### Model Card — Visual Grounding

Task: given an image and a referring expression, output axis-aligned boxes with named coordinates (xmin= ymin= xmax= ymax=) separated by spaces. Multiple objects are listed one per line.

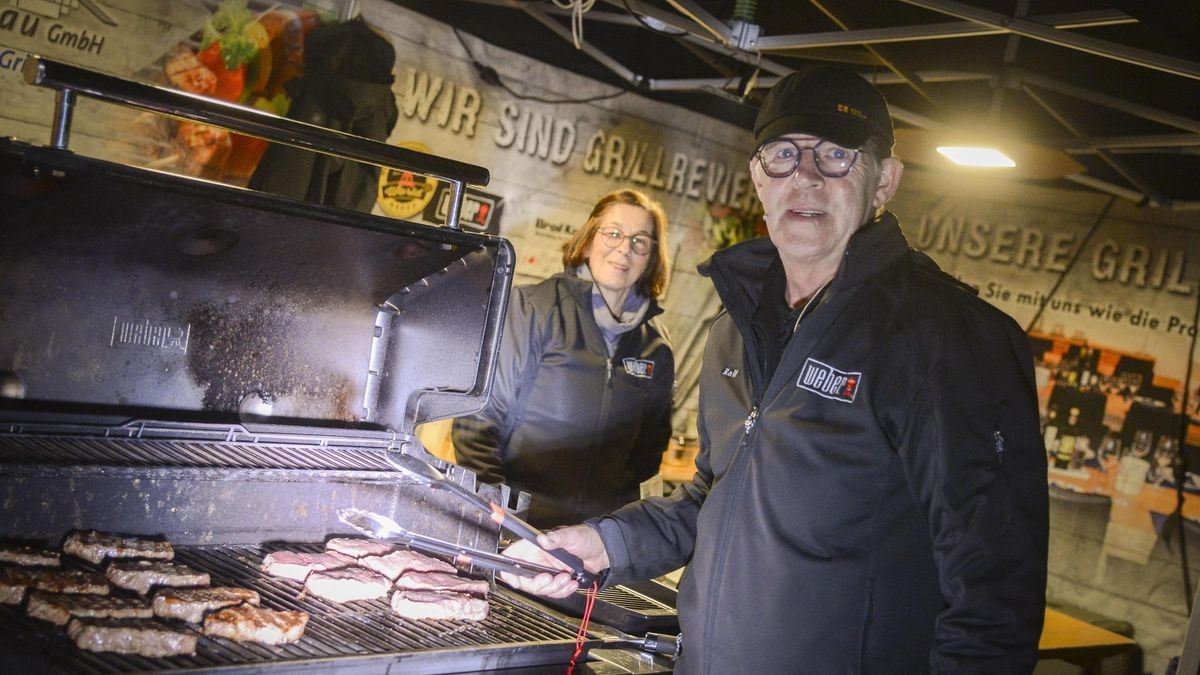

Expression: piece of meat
xmin=325 ymin=537 xmax=394 ymax=559
xmin=359 ymin=549 xmax=455 ymax=582
xmin=163 ymin=49 xmax=217 ymax=97
xmin=0 ymin=545 xmax=60 ymax=567
xmin=32 ymin=569 xmax=109 ymax=595
xmin=390 ymin=590 xmax=489 ymax=622
xmin=27 ymin=591 xmax=152 ymax=626
xmin=68 ymin=617 xmax=197 ymax=657
xmin=153 ymin=587 xmax=261 ymax=624
xmin=175 ymin=123 xmax=232 ymax=180
xmin=106 ymin=560 xmax=210 ymax=594
xmin=395 ymin=571 xmax=489 ymax=597
xmin=0 ymin=565 xmax=36 ymax=604
xmin=63 ymin=531 xmax=173 ymax=565
xmin=203 ymin=604 xmax=309 ymax=645
xmin=261 ymin=550 xmax=355 ymax=581
xmin=304 ymin=567 xmax=390 ymax=603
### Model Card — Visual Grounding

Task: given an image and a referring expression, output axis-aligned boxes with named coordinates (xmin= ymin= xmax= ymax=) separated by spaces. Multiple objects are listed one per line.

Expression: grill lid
xmin=0 ymin=139 xmax=512 ymax=436
xmin=1 ymin=58 xmax=513 ymax=437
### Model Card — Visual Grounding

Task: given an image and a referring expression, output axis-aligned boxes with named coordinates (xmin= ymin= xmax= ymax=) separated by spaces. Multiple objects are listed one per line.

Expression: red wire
xmin=566 ymin=580 xmax=599 ymax=675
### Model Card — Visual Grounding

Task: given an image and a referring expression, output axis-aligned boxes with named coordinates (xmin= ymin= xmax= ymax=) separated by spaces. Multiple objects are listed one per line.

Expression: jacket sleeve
xmin=591 ymin=384 xmax=709 ymax=586
xmin=885 ymin=313 xmax=1048 ymax=674
xmin=451 ymin=286 xmax=541 ymax=485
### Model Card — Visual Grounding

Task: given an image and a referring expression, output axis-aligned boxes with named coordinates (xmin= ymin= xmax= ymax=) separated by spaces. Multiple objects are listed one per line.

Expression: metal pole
xmin=50 ymin=89 xmax=76 ymax=150
xmin=445 ymin=180 xmax=465 ymax=230
xmin=1171 ymin=286 xmax=1200 ymax=614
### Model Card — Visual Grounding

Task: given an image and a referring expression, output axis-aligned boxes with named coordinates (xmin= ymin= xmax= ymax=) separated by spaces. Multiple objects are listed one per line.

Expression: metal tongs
xmin=384 ymin=449 xmax=599 ymax=586
xmin=338 ymin=508 xmax=564 ymax=580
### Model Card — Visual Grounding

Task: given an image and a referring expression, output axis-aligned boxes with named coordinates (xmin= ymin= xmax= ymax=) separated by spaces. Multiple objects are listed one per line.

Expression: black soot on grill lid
xmin=175 ymin=227 xmax=240 ymax=257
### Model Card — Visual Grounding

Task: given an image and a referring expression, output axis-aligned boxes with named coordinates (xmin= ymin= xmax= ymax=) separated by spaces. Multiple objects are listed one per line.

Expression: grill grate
xmin=594 ymin=586 xmax=673 ymax=614
xmin=0 ymin=435 xmax=397 ymax=472
xmin=0 ymin=544 xmax=587 ymax=673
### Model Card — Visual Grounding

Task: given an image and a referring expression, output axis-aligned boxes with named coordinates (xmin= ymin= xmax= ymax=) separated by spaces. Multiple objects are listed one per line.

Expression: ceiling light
xmin=895 ymin=128 xmax=1084 ymax=180
xmin=935 ymin=146 xmax=1016 ymax=168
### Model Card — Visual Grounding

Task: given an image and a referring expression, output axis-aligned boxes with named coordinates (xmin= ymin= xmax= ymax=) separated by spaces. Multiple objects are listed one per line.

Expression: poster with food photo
xmin=131 ymin=0 xmax=339 ymax=186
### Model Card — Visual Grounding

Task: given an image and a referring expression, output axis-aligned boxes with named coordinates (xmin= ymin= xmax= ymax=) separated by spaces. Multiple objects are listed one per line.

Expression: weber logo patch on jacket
xmin=622 ymin=357 xmax=655 ymax=379
xmin=796 ymin=357 xmax=860 ymax=402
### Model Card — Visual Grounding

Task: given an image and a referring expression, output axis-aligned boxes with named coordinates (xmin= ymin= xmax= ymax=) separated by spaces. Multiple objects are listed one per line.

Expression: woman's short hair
xmin=561 ymin=189 xmax=671 ymax=299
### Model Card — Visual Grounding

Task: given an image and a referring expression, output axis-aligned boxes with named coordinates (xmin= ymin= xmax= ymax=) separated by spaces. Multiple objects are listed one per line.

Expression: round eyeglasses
xmin=755 ymin=139 xmax=862 ymax=179
xmin=596 ymin=227 xmax=656 ymax=255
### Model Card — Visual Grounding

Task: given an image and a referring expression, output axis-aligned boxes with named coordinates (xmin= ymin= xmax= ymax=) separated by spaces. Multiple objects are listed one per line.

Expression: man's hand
xmin=499 ymin=525 xmax=610 ymax=598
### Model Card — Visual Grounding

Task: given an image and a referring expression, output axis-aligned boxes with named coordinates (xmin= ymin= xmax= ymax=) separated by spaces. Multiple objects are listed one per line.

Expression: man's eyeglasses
xmin=755 ymin=139 xmax=863 ymax=179
xmin=596 ymin=227 xmax=656 ymax=255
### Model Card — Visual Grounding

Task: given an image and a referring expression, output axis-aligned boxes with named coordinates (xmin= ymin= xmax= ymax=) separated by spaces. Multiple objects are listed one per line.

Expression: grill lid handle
xmin=21 ymin=56 xmax=488 ymax=229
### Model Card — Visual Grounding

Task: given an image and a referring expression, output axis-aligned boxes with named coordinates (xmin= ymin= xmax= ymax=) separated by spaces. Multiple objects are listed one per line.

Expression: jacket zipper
xmin=701 ymin=402 xmax=759 ymax=672
xmin=743 ymin=407 xmax=758 ymax=434
xmin=581 ymin=355 xmax=615 ymax=512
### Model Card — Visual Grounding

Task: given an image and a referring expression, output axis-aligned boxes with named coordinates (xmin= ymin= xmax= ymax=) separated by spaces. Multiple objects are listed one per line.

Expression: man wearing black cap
xmin=501 ymin=65 xmax=1048 ymax=674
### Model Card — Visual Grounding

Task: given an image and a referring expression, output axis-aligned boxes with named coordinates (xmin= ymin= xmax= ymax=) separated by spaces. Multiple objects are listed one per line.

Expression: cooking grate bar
xmin=0 ymin=434 xmax=398 ymax=472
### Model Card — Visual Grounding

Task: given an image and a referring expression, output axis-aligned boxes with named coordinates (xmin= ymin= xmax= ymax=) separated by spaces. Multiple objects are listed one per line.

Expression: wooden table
xmin=1039 ymin=607 xmax=1137 ymax=668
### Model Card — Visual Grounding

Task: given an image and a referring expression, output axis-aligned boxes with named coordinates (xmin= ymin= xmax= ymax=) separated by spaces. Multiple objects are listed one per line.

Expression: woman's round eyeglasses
xmin=596 ymin=227 xmax=656 ymax=255
xmin=755 ymin=139 xmax=863 ymax=179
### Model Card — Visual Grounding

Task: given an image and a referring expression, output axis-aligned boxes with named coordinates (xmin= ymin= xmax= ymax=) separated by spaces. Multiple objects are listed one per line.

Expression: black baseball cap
xmin=753 ymin=65 xmax=895 ymax=153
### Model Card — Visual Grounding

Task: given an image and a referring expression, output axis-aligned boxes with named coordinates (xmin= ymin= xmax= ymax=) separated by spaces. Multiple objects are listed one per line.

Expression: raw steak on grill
xmin=304 ymin=566 xmax=391 ymax=602
xmin=152 ymin=587 xmax=261 ymax=624
xmin=390 ymin=590 xmax=489 ymax=622
xmin=325 ymin=537 xmax=393 ymax=558
xmin=261 ymin=550 xmax=355 ymax=581
xmin=395 ymin=571 xmax=489 ymax=597
xmin=359 ymin=549 xmax=455 ymax=581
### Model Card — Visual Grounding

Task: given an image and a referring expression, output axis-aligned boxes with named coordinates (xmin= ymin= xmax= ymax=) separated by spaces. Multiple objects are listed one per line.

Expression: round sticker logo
xmin=377 ymin=141 xmax=439 ymax=220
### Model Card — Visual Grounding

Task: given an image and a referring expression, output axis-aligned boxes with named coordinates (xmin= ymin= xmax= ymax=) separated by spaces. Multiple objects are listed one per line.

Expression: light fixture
xmin=894 ymin=128 xmax=1085 ymax=180
xmin=935 ymin=146 xmax=1016 ymax=168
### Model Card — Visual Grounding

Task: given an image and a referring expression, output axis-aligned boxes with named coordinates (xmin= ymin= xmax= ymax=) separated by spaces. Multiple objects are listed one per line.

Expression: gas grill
xmin=0 ymin=57 xmax=672 ymax=674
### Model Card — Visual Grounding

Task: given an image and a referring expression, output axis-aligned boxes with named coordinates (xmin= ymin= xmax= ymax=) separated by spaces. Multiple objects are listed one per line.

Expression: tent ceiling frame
xmin=473 ymin=0 xmax=1200 ymax=209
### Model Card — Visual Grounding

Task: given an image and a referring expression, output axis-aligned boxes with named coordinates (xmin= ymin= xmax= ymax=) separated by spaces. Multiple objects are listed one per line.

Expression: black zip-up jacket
xmin=593 ymin=214 xmax=1048 ymax=674
xmin=453 ymin=271 xmax=674 ymax=528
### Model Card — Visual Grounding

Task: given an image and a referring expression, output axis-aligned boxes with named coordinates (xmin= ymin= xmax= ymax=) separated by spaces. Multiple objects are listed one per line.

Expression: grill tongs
xmin=340 ymin=508 xmax=682 ymax=661
xmin=338 ymin=508 xmax=563 ymax=579
xmin=385 ymin=450 xmax=599 ymax=586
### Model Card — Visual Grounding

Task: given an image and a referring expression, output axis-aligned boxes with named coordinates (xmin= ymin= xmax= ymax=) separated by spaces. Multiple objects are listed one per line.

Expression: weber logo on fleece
xmin=622 ymin=358 xmax=655 ymax=379
xmin=797 ymin=357 xmax=861 ymax=403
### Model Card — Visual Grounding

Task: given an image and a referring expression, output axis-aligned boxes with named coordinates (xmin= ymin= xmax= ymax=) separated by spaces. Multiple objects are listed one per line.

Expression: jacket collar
xmin=699 ymin=211 xmax=909 ymax=325
xmin=559 ymin=268 xmax=664 ymax=322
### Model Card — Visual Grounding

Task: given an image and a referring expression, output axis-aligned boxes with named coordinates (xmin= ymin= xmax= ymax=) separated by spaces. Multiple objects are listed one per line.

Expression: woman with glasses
xmin=452 ymin=189 xmax=674 ymax=528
